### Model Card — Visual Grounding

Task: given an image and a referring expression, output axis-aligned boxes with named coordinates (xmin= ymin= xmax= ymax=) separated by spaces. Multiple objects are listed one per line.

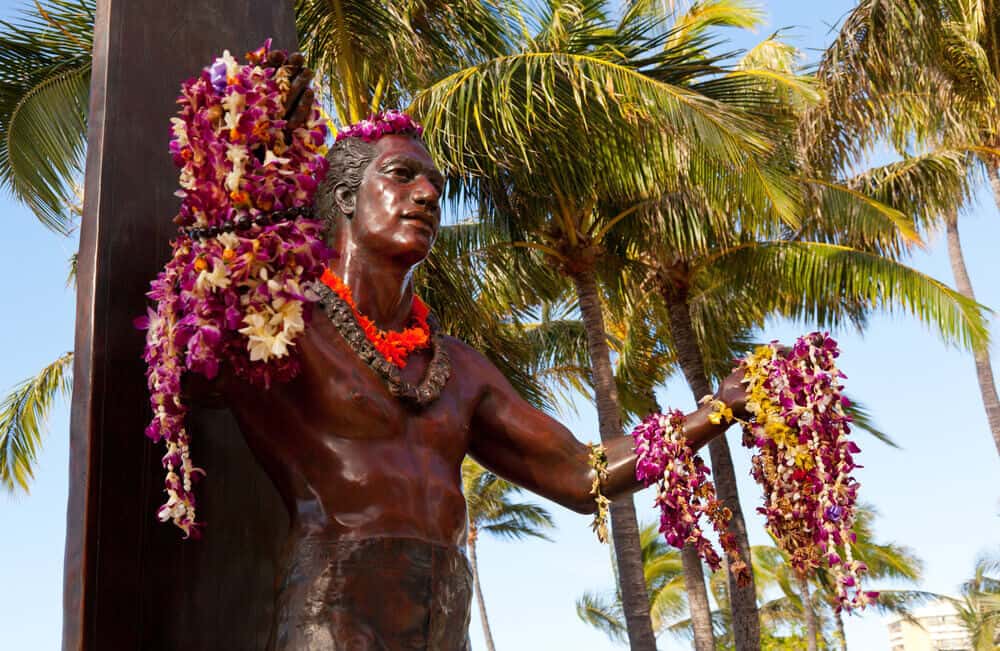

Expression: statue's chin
xmin=395 ymin=231 xmax=435 ymax=264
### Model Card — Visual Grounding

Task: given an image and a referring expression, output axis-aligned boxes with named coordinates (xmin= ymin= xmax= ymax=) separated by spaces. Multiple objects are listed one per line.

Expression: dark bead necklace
xmin=315 ymin=282 xmax=451 ymax=407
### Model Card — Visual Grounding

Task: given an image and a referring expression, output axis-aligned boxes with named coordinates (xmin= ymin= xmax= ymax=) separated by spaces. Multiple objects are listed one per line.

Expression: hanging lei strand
xmin=735 ymin=333 xmax=876 ymax=611
xmin=587 ymin=443 xmax=611 ymax=543
xmin=137 ymin=40 xmax=331 ymax=537
xmin=631 ymin=410 xmax=749 ymax=583
xmin=630 ymin=333 xmax=873 ymax=610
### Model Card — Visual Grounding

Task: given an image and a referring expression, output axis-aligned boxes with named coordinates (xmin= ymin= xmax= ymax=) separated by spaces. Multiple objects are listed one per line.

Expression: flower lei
xmin=631 ymin=410 xmax=749 ymax=584
xmin=137 ymin=40 xmax=331 ymax=538
xmin=335 ymin=109 xmax=423 ymax=143
xmin=319 ymin=268 xmax=430 ymax=368
xmin=587 ymin=443 xmax=611 ymax=543
xmin=738 ymin=333 xmax=876 ymax=611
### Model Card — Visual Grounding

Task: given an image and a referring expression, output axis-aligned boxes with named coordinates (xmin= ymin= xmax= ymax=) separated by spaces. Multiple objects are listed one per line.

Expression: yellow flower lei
xmin=588 ymin=443 xmax=611 ymax=543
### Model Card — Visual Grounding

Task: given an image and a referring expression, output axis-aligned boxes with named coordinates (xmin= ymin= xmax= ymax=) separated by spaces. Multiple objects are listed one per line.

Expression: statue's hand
xmin=715 ymin=367 xmax=749 ymax=422
xmin=263 ymin=50 xmax=315 ymax=136
xmin=715 ymin=345 xmax=791 ymax=422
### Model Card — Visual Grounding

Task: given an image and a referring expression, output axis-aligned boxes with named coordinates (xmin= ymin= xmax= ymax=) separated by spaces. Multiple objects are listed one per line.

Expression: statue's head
xmin=314 ymin=112 xmax=441 ymax=267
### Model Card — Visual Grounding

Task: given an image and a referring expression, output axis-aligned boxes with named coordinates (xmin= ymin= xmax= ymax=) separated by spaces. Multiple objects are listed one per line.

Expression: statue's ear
xmin=333 ymin=183 xmax=356 ymax=219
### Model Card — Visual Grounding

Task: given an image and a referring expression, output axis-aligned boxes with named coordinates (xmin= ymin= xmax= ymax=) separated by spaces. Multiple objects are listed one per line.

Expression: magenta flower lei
xmin=631 ymin=410 xmax=749 ymax=583
xmin=136 ymin=40 xmax=332 ymax=538
xmin=739 ymin=333 xmax=877 ymax=611
xmin=335 ymin=109 xmax=423 ymax=143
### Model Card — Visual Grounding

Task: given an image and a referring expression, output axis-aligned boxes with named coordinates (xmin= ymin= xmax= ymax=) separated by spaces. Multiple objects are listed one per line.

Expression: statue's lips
xmin=400 ymin=212 xmax=438 ymax=235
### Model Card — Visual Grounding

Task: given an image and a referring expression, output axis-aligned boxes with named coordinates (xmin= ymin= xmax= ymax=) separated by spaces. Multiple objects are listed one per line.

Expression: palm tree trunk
xmin=682 ymin=543 xmax=718 ymax=650
xmin=798 ymin=575 xmax=819 ymax=651
xmin=664 ymin=291 xmax=760 ymax=650
xmin=987 ymin=161 xmax=1000 ymax=217
xmin=571 ymin=270 xmax=658 ymax=651
xmin=833 ymin=606 xmax=847 ymax=651
xmin=944 ymin=209 xmax=1000 ymax=456
xmin=468 ymin=532 xmax=498 ymax=651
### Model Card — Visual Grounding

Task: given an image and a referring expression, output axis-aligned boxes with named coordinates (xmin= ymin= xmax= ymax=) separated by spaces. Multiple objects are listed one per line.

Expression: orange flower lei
xmin=320 ymin=268 xmax=431 ymax=368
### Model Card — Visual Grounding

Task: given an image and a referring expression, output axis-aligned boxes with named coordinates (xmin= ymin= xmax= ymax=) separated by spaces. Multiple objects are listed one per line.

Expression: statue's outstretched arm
xmin=466 ymin=346 xmax=747 ymax=515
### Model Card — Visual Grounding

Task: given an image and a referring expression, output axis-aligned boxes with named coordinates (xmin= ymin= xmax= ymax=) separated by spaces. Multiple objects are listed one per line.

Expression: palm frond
xmin=843 ymin=397 xmax=898 ymax=448
xmin=295 ymin=0 xmax=513 ymax=120
xmin=692 ymin=240 xmax=992 ymax=351
xmin=802 ymin=177 xmax=922 ymax=256
xmin=576 ymin=590 xmax=627 ymax=642
xmin=869 ymin=589 xmax=940 ymax=616
xmin=0 ymin=0 xmax=94 ymax=234
xmin=843 ymin=148 xmax=983 ymax=234
xmin=0 ymin=351 xmax=73 ymax=492
xmin=462 ymin=458 xmax=555 ymax=541
xmin=576 ymin=521 xmax=687 ymax=640
xmin=410 ymin=48 xmax=775 ymax=203
xmin=665 ymin=0 xmax=764 ymax=51
xmin=66 ymin=251 xmax=78 ymax=288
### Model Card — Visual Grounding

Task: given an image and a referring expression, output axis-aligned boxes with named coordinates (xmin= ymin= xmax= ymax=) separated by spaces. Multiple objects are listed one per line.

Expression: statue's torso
xmin=224 ymin=315 xmax=482 ymax=547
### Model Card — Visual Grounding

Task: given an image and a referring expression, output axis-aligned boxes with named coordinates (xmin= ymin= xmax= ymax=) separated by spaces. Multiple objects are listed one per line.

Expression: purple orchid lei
xmin=631 ymin=410 xmax=749 ymax=584
xmin=739 ymin=333 xmax=877 ymax=611
xmin=136 ymin=40 xmax=331 ymax=538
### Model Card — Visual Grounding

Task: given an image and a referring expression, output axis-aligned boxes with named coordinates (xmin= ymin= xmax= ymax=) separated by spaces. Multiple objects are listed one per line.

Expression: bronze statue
xmin=199 ymin=121 xmax=751 ymax=649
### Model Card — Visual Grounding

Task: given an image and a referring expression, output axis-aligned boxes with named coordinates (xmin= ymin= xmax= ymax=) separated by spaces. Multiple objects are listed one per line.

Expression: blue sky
xmin=0 ymin=1 xmax=997 ymax=650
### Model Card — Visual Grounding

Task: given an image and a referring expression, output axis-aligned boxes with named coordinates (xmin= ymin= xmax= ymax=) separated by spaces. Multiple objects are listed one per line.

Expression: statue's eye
xmin=389 ymin=166 xmax=413 ymax=181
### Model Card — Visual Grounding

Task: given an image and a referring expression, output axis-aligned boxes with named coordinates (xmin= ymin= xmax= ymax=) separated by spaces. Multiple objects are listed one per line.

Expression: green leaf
xmin=0 ymin=351 xmax=73 ymax=492
xmin=693 ymin=240 xmax=992 ymax=351
xmin=0 ymin=0 xmax=93 ymax=234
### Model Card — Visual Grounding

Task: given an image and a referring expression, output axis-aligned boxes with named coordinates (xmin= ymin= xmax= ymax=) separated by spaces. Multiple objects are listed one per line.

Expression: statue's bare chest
xmin=288 ymin=318 xmax=475 ymax=449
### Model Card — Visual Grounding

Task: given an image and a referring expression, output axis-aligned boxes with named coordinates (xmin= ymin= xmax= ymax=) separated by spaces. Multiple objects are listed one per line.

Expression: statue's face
xmin=347 ymin=135 xmax=443 ymax=266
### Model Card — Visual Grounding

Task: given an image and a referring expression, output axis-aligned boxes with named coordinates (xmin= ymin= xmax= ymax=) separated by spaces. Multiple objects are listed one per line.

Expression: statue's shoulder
xmin=438 ymin=334 xmax=479 ymax=366
xmin=438 ymin=335 xmax=507 ymax=386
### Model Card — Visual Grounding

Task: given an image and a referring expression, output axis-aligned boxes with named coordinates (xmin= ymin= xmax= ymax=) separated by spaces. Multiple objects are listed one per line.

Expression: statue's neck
xmin=329 ymin=243 xmax=416 ymax=332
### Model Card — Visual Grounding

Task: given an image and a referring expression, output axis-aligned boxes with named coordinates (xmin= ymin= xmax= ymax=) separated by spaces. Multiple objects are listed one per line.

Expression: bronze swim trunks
xmin=269 ymin=536 xmax=472 ymax=650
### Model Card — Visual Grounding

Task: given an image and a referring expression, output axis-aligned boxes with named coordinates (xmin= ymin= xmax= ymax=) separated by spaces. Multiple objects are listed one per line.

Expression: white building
xmin=886 ymin=599 xmax=972 ymax=651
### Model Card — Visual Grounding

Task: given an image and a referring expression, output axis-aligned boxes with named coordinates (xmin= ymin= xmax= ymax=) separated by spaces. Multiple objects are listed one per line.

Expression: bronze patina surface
xmin=68 ymin=5 xmax=748 ymax=644
xmin=272 ymin=536 xmax=471 ymax=650
xmin=216 ymin=133 xmax=750 ymax=647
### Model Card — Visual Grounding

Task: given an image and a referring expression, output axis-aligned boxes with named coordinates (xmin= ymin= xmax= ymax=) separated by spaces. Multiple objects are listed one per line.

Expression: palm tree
xmin=0 ymin=0 xmax=92 ymax=234
xmin=0 ymin=0 xmax=91 ymax=494
xmin=410 ymin=1 xmax=822 ymax=645
xmin=576 ymin=521 xmax=689 ymax=643
xmin=639 ymin=144 xmax=989 ymax=651
xmin=948 ymin=551 xmax=1000 ymax=650
xmin=810 ymin=0 xmax=1000 ymax=456
xmin=294 ymin=0 xmax=512 ymax=125
xmin=611 ymin=22 xmax=990 ymax=651
xmin=752 ymin=505 xmax=930 ymax=651
xmin=462 ymin=458 xmax=555 ymax=651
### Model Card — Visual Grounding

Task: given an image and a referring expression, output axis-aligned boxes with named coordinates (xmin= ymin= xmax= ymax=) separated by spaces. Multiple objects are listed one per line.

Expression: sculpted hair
xmin=313 ymin=137 xmax=377 ymax=233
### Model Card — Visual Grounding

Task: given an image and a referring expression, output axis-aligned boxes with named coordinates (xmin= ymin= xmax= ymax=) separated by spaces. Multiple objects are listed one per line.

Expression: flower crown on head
xmin=335 ymin=110 xmax=424 ymax=143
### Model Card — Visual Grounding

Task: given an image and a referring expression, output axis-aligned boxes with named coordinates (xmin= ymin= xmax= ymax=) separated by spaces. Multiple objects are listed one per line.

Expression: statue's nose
xmin=412 ymin=176 xmax=440 ymax=212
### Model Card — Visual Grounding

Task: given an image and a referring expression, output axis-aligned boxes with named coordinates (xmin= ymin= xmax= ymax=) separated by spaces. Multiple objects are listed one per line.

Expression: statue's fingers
xmin=288 ymin=89 xmax=314 ymax=132
xmin=288 ymin=52 xmax=305 ymax=68
xmin=291 ymin=68 xmax=314 ymax=93
xmin=267 ymin=50 xmax=287 ymax=68
xmin=284 ymin=69 xmax=315 ymax=121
